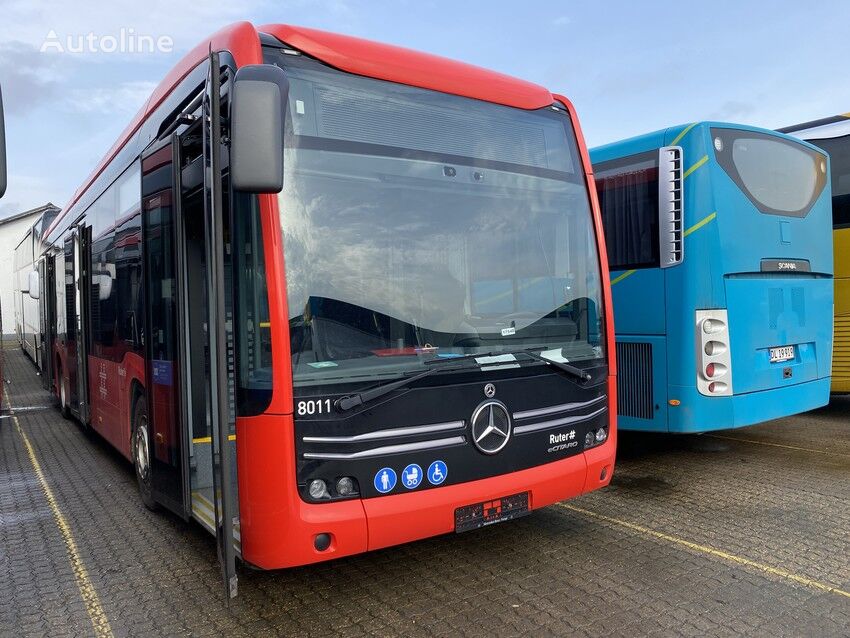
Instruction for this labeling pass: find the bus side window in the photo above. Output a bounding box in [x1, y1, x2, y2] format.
[232, 192, 273, 415]
[594, 152, 661, 271]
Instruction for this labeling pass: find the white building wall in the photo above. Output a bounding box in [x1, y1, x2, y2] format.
[0, 211, 42, 337]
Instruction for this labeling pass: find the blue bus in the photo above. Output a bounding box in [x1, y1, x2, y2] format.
[591, 122, 833, 432]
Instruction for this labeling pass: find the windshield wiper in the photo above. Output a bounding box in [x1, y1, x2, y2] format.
[335, 357, 474, 412]
[424, 347, 592, 382]
[337, 347, 592, 412]
[514, 347, 593, 382]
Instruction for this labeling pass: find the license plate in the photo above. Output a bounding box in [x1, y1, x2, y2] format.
[769, 345, 795, 363]
[455, 492, 530, 533]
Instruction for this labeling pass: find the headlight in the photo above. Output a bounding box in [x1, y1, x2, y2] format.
[336, 476, 357, 497]
[308, 479, 329, 499]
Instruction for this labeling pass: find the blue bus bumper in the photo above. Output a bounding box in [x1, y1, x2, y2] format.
[618, 377, 831, 433]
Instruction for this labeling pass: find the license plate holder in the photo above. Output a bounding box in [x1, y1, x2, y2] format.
[455, 492, 530, 533]
[769, 345, 795, 363]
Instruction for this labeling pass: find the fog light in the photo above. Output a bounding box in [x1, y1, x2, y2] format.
[584, 431, 595, 448]
[314, 533, 331, 551]
[336, 476, 356, 496]
[308, 479, 329, 500]
[595, 427, 607, 443]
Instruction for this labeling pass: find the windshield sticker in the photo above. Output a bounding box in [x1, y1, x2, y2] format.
[501, 327, 516, 336]
[475, 353, 521, 371]
[540, 348, 569, 363]
[307, 361, 338, 368]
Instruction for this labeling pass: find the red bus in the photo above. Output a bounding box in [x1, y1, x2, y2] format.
[1, 83, 6, 404]
[34, 22, 616, 595]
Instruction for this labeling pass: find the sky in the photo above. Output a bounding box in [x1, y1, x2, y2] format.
[1, 0, 849, 218]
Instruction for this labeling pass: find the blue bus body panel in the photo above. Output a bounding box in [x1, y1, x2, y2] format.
[610, 269, 666, 335]
[592, 122, 833, 433]
[616, 335, 668, 431]
[725, 277, 832, 393]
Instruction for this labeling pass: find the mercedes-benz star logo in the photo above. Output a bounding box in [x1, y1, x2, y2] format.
[470, 400, 511, 455]
[483, 383, 496, 398]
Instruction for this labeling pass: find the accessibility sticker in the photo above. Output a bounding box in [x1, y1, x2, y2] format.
[427, 460, 448, 485]
[401, 463, 423, 489]
[374, 467, 397, 494]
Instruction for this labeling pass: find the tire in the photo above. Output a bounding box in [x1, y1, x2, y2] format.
[131, 396, 157, 511]
[58, 367, 71, 420]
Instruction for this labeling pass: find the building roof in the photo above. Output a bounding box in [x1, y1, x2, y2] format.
[0, 202, 60, 228]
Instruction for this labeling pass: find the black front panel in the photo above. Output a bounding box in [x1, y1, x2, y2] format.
[294, 364, 608, 501]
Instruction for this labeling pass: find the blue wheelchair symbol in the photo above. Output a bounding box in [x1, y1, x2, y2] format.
[401, 463, 423, 489]
[374, 467, 397, 494]
[427, 460, 448, 485]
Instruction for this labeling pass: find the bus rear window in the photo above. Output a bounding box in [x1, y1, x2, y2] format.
[712, 128, 828, 217]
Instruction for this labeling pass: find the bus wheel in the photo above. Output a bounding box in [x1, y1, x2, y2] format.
[59, 371, 71, 419]
[132, 396, 157, 511]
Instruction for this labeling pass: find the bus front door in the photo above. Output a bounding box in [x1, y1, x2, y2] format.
[39, 256, 56, 391]
[141, 53, 239, 601]
[64, 226, 91, 422]
[141, 141, 190, 517]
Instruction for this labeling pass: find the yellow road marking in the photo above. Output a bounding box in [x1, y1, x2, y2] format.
[683, 211, 717, 237]
[6, 390, 114, 637]
[192, 434, 236, 444]
[557, 503, 850, 599]
[610, 269, 637, 286]
[670, 122, 697, 146]
[683, 154, 708, 179]
[705, 433, 850, 459]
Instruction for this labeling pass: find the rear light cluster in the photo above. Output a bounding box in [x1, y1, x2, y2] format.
[306, 476, 360, 502]
[696, 309, 733, 396]
[583, 426, 608, 449]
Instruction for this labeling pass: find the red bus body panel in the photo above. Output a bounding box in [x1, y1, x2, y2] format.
[260, 24, 554, 110]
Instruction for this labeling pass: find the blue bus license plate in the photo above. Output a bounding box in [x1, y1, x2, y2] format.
[769, 345, 795, 363]
[455, 492, 529, 533]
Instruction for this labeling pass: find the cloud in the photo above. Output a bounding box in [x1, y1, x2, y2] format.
[553, 16, 571, 27]
[0, 41, 72, 114]
[0, 173, 59, 220]
[708, 100, 756, 122]
[0, 0, 270, 53]
[65, 80, 157, 115]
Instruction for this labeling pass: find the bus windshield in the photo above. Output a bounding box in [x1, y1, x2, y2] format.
[277, 61, 604, 387]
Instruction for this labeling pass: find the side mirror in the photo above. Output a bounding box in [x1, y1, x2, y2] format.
[0, 83, 6, 199]
[658, 145, 684, 268]
[230, 64, 288, 193]
[28, 270, 39, 299]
